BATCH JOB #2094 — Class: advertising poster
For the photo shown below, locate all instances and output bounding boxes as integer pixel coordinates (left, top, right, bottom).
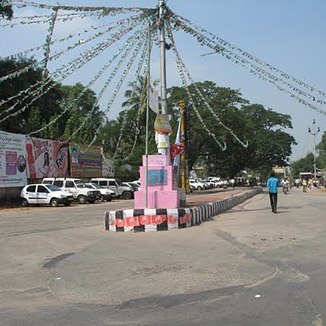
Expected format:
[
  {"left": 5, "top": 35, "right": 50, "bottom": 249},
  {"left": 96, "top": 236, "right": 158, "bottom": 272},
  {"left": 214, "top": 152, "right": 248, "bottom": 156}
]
[
  {"left": 0, "top": 131, "right": 27, "bottom": 187},
  {"left": 102, "top": 156, "right": 114, "bottom": 177},
  {"left": 69, "top": 143, "right": 102, "bottom": 178},
  {"left": 25, "top": 137, "right": 69, "bottom": 178}
]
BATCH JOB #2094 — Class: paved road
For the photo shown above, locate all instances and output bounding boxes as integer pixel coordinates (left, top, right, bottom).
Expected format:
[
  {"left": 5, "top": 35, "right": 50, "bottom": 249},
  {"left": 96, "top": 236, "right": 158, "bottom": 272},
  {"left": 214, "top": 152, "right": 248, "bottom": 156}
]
[{"left": 1, "top": 187, "right": 326, "bottom": 325}]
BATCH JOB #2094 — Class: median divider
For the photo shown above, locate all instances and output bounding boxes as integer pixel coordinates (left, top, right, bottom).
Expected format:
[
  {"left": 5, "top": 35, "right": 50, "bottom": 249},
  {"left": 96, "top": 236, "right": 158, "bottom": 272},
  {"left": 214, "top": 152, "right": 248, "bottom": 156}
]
[{"left": 104, "top": 188, "right": 262, "bottom": 232}]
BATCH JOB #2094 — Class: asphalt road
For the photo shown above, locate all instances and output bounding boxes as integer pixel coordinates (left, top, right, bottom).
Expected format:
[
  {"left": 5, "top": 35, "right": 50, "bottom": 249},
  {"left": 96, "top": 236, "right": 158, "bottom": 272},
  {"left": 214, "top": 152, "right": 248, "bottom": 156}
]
[{"left": 1, "top": 187, "right": 326, "bottom": 325}]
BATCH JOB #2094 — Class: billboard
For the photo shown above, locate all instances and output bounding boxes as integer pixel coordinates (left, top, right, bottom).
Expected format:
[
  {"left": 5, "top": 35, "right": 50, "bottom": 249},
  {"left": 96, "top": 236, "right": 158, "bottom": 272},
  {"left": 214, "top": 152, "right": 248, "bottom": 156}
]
[
  {"left": 69, "top": 143, "right": 102, "bottom": 178},
  {"left": 102, "top": 155, "right": 114, "bottom": 177},
  {"left": 0, "top": 131, "right": 27, "bottom": 187},
  {"left": 25, "top": 137, "right": 69, "bottom": 178}
]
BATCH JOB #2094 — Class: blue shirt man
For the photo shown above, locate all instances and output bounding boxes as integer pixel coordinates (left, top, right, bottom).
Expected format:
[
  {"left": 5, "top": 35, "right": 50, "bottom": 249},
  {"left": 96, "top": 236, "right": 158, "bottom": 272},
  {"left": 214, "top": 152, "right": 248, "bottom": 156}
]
[{"left": 266, "top": 171, "right": 280, "bottom": 213}]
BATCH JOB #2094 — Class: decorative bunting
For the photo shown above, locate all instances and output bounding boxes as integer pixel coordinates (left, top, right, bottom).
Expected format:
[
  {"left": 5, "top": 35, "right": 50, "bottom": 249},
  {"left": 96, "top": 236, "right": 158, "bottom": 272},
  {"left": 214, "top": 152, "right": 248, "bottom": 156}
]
[
  {"left": 171, "top": 13, "right": 326, "bottom": 114},
  {"left": 29, "top": 22, "right": 149, "bottom": 137},
  {"left": 0, "top": 13, "right": 150, "bottom": 124},
  {"left": 2, "top": 0, "right": 325, "bottom": 159}
]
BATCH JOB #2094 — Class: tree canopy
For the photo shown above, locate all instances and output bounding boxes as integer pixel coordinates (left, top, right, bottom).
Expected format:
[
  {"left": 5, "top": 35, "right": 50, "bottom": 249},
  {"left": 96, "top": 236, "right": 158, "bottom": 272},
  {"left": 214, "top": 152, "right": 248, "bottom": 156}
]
[
  {"left": 0, "top": 0, "right": 13, "bottom": 20},
  {"left": 290, "top": 129, "right": 326, "bottom": 179},
  {"left": 0, "top": 58, "right": 297, "bottom": 180},
  {"left": 0, "top": 58, "right": 104, "bottom": 143},
  {"left": 166, "top": 81, "right": 296, "bottom": 178}
]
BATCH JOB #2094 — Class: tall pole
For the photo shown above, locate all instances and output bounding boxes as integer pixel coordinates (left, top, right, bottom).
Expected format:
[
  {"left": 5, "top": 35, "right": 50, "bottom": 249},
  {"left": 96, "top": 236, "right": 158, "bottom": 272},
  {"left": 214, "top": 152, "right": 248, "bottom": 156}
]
[
  {"left": 158, "top": 0, "right": 170, "bottom": 155},
  {"left": 178, "top": 101, "right": 186, "bottom": 189},
  {"left": 308, "top": 119, "right": 320, "bottom": 179},
  {"left": 145, "top": 22, "right": 151, "bottom": 208}
]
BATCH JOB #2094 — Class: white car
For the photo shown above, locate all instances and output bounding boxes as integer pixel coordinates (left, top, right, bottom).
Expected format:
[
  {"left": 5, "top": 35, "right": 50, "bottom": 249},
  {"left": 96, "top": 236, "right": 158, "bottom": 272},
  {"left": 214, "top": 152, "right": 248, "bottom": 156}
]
[
  {"left": 123, "top": 182, "right": 140, "bottom": 191},
  {"left": 133, "top": 180, "right": 141, "bottom": 187},
  {"left": 90, "top": 178, "right": 134, "bottom": 199},
  {"left": 42, "top": 178, "right": 101, "bottom": 204},
  {"left": 20, "top": 184, "right": 74, "bottom": 207},
  {"left": 189, "top": 179, "right": 206, "bottom": 190},
  {"left": 208, "top": 177, "right": 224, "bottom": 188},
  {"left": 83, "top": 183, "right": 114, "bottom": 202}
]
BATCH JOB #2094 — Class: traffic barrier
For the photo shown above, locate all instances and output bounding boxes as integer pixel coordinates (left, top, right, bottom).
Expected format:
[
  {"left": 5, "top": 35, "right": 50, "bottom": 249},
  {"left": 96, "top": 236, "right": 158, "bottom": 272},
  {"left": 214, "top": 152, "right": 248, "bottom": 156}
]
[{"left": 105, "top": 188, "right": 262, "bottom": 232}]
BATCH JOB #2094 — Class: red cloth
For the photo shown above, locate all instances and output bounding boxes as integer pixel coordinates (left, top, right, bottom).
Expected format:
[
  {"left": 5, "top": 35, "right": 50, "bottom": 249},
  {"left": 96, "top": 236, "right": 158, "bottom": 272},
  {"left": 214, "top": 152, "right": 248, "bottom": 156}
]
[{"left": 170, "top": 143, "right": 184, "bottom": 159}]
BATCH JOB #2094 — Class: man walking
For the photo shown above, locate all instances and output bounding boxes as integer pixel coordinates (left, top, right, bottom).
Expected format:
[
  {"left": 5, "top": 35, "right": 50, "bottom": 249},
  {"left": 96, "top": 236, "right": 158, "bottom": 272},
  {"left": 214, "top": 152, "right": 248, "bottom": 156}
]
[{"left": 267, "top": 171, "right": 280, "bottom": 214}]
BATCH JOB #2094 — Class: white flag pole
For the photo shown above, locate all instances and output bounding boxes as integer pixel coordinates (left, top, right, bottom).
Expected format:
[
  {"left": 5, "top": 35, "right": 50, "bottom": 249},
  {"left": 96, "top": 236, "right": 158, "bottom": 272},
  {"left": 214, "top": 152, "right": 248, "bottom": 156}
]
[{"left": 145, "top": 22, "right": 151, "bottom": 208}]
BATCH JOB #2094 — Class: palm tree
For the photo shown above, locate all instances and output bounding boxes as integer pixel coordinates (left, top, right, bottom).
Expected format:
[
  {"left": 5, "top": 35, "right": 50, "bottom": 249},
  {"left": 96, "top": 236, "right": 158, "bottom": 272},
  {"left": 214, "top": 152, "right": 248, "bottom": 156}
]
[
  {"left": 122, "top": 75, "right": 148, "bottom": 113},
  {"left": 114, "top": 75, "right": 159, "bottom": 161}
]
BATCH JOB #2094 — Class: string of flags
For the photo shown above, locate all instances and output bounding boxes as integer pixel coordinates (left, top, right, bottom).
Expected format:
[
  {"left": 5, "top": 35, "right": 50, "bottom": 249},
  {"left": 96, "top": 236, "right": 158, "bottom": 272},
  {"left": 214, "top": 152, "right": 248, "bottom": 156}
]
[{"left": 1, "top": 1, "right": 325, "bottom": 156}]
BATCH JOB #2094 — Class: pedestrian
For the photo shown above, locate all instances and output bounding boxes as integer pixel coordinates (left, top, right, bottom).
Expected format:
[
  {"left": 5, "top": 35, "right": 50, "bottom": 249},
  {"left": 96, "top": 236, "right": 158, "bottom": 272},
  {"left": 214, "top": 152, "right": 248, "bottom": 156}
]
[
  {"left": 266, "top": 171, "right": 280, "bottom": 214},
  {"left": 282, "top": 177, "right": 290, "bottom": 194},
  {"left": 308, "top": 178, "right": 314, "bottom": 190},
  {"left": 302, "top": 178, "right": 307, "bottom": 192}
]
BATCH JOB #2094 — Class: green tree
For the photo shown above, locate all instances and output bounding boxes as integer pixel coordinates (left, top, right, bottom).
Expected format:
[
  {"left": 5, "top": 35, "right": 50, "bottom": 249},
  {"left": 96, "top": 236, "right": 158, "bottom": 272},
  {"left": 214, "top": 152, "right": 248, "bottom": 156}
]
[
  {"left": 316, "top": 131, "right": 326, "bottom": 170},
  {"left": 0, "top": 58, "right": 64, "bottom": 137},
  {"left": 98, "top": 76, "right": 161, "bottom": 179},
  {"left": 167, "top": 82, "right": 296, "bottom": 178},
  {"left": 0, "top": 58, "right": 106, "bottom": 143},
  {"left": 122, "top": 76, "right": 148, "bottom": 113},
  {"left": 0, "top": 0, "right": 13, "bottom": 20},
  {"left": 58, "top": 83, "right": 104, "bottom": 143},
  {"left": 167, "top": 81, "right": 247, "bottom": 172},
  {"left": 240, "top": 104, "right": 296, "bottom": 178},
  {"left": 117, "top": 77, "right": 158, "bottom": 156},
  {"left": 291, "top": 153, "right": 314, "bottom": 178}
]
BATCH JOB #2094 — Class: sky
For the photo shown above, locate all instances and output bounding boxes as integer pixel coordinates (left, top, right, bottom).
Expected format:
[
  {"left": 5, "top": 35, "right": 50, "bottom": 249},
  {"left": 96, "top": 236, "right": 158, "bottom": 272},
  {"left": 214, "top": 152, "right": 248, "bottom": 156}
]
[{"left": 1, "top": 0, "right": 326, "bottom": 161}]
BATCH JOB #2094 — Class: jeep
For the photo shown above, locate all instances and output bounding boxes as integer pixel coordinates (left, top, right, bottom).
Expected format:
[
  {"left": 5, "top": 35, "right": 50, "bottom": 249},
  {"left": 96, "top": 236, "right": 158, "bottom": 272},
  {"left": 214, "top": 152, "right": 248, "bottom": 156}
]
[{"left": 90, "top": 178, "right": 134, "bottom": 199}]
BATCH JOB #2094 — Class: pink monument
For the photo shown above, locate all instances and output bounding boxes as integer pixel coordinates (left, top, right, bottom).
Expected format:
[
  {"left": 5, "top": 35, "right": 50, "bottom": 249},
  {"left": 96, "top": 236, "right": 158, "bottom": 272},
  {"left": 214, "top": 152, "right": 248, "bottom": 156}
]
[{"left": 134, "top": 154, "right": 185, "bottom": 209}]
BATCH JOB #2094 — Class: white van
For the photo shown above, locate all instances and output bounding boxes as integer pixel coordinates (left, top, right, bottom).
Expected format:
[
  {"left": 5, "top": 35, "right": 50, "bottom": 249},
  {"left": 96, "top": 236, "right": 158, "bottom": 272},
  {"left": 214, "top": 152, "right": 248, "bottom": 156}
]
[
  {"left": 42, "top": 178, "right": 101, "bottom": 204},
  {"left": 90, "top": 178, "right": 134, "bottom": 199}
]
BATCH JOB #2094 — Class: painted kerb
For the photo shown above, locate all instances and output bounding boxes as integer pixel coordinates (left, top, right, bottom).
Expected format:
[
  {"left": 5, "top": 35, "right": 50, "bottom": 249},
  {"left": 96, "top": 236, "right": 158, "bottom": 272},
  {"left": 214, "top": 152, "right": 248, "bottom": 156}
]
[{"left": 104, "top": 188, "right": 262, "bottom": 232}]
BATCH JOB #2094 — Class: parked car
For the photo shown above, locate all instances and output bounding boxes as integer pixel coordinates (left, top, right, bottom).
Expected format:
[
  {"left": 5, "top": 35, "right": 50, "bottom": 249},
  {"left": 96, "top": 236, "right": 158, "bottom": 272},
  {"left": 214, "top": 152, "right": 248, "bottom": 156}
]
[
  {"left": 123, "top": 182, "right": 140, "bottom": 192},
  {"left": 189, "top": 179, "right": 206, "bottom": 190},
  {"left": 83, "top": 183, "right": 114, "bottom": 202},
  {"left": 20, "top": 184, "right": 74, "bottom": 207},
  {"left": 208, "top": 177, "right": 224, "bottom": 188},
  {"left": 90, "top": 178, "right": 134, "bottom": 199},
  {"left": 197, "top": 178, "right": 212, "bottom": 189},
  {"left": 194, "top": 178, "right": 211, "bottom": 190},
  {"left": 205, "top": 179, "right": 217, "bottom": 188},
  {"left": 42, "top": 178, "right": 101, "bottom": 204},
  {"left": 132, "top": 180, "right": 141, "bottom": 187}
]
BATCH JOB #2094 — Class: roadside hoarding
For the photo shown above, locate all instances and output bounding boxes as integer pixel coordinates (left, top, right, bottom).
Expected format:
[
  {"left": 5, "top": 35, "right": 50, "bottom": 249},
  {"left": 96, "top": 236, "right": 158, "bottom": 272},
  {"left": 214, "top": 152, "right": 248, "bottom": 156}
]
[
  {"left": 69, "top": 143, "right": 102, "bottom": 178},
  {"left": 102, "top": 155, "right": 114, "bottom": 177},
  {"left": 0, "top": 131, "right": 27, "bottom": 187},
  {"left": 25, "top": 137, "right": 69, "bottom": 178}
]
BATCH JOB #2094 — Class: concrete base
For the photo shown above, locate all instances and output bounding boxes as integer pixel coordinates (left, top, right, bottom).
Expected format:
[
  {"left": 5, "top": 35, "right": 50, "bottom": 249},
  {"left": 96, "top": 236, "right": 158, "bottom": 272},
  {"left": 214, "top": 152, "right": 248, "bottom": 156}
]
[
  {"left": 105, "top": 188, "right": 262, "bottom": 232},
  {"left": 134, "top": 189, "right": 185, "bottom": 209},
  {"left": 105, "top": 208, "right": 191, "bottom": 232}
]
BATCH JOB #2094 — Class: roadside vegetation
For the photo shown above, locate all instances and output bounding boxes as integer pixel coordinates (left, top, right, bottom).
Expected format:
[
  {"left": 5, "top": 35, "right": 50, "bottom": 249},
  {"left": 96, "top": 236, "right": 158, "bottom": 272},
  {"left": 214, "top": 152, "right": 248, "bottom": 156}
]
[{"left": 0, "top": 57, "right": 303, "bottom": 181}]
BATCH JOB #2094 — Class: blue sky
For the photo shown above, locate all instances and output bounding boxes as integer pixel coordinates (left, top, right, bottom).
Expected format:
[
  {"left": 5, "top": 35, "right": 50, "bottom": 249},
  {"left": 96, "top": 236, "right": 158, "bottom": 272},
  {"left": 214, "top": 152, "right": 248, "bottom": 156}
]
[{"left": 1, "top": 0, "right": 326, "bottom": 161}]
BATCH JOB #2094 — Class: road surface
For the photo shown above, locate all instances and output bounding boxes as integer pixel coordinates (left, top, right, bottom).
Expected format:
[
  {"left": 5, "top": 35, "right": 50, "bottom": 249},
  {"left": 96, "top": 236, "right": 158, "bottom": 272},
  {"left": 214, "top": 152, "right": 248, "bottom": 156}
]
[{"left": 0, "top": 187, "right": 326, "bottom": 325}]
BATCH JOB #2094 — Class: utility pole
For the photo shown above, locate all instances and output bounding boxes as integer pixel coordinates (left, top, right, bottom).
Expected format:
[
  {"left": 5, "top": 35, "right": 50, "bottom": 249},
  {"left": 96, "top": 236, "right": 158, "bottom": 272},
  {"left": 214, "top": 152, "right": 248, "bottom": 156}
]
[
  {"left": 157, "top": 0, "right": 170, "bottom": 156},
  {"left": 308, "top": 119, "right": 320, "bottom": 179},
  {"left": 158, "top": 0, "right": 168, "bottom": 116}
]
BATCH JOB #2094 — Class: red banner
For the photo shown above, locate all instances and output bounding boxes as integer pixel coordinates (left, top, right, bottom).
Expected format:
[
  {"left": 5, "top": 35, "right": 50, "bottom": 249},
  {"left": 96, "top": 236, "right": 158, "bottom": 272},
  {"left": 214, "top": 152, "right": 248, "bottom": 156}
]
[{"left": 170, "top": 143, "right": 184, "bottom": 159}]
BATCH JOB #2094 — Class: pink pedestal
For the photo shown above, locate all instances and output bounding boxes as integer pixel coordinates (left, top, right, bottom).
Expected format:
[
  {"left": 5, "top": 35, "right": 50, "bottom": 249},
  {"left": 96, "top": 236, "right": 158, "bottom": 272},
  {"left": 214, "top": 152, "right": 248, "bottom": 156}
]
[{"left": 134, "top": 154, "right": 183, "bottom": 209}]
